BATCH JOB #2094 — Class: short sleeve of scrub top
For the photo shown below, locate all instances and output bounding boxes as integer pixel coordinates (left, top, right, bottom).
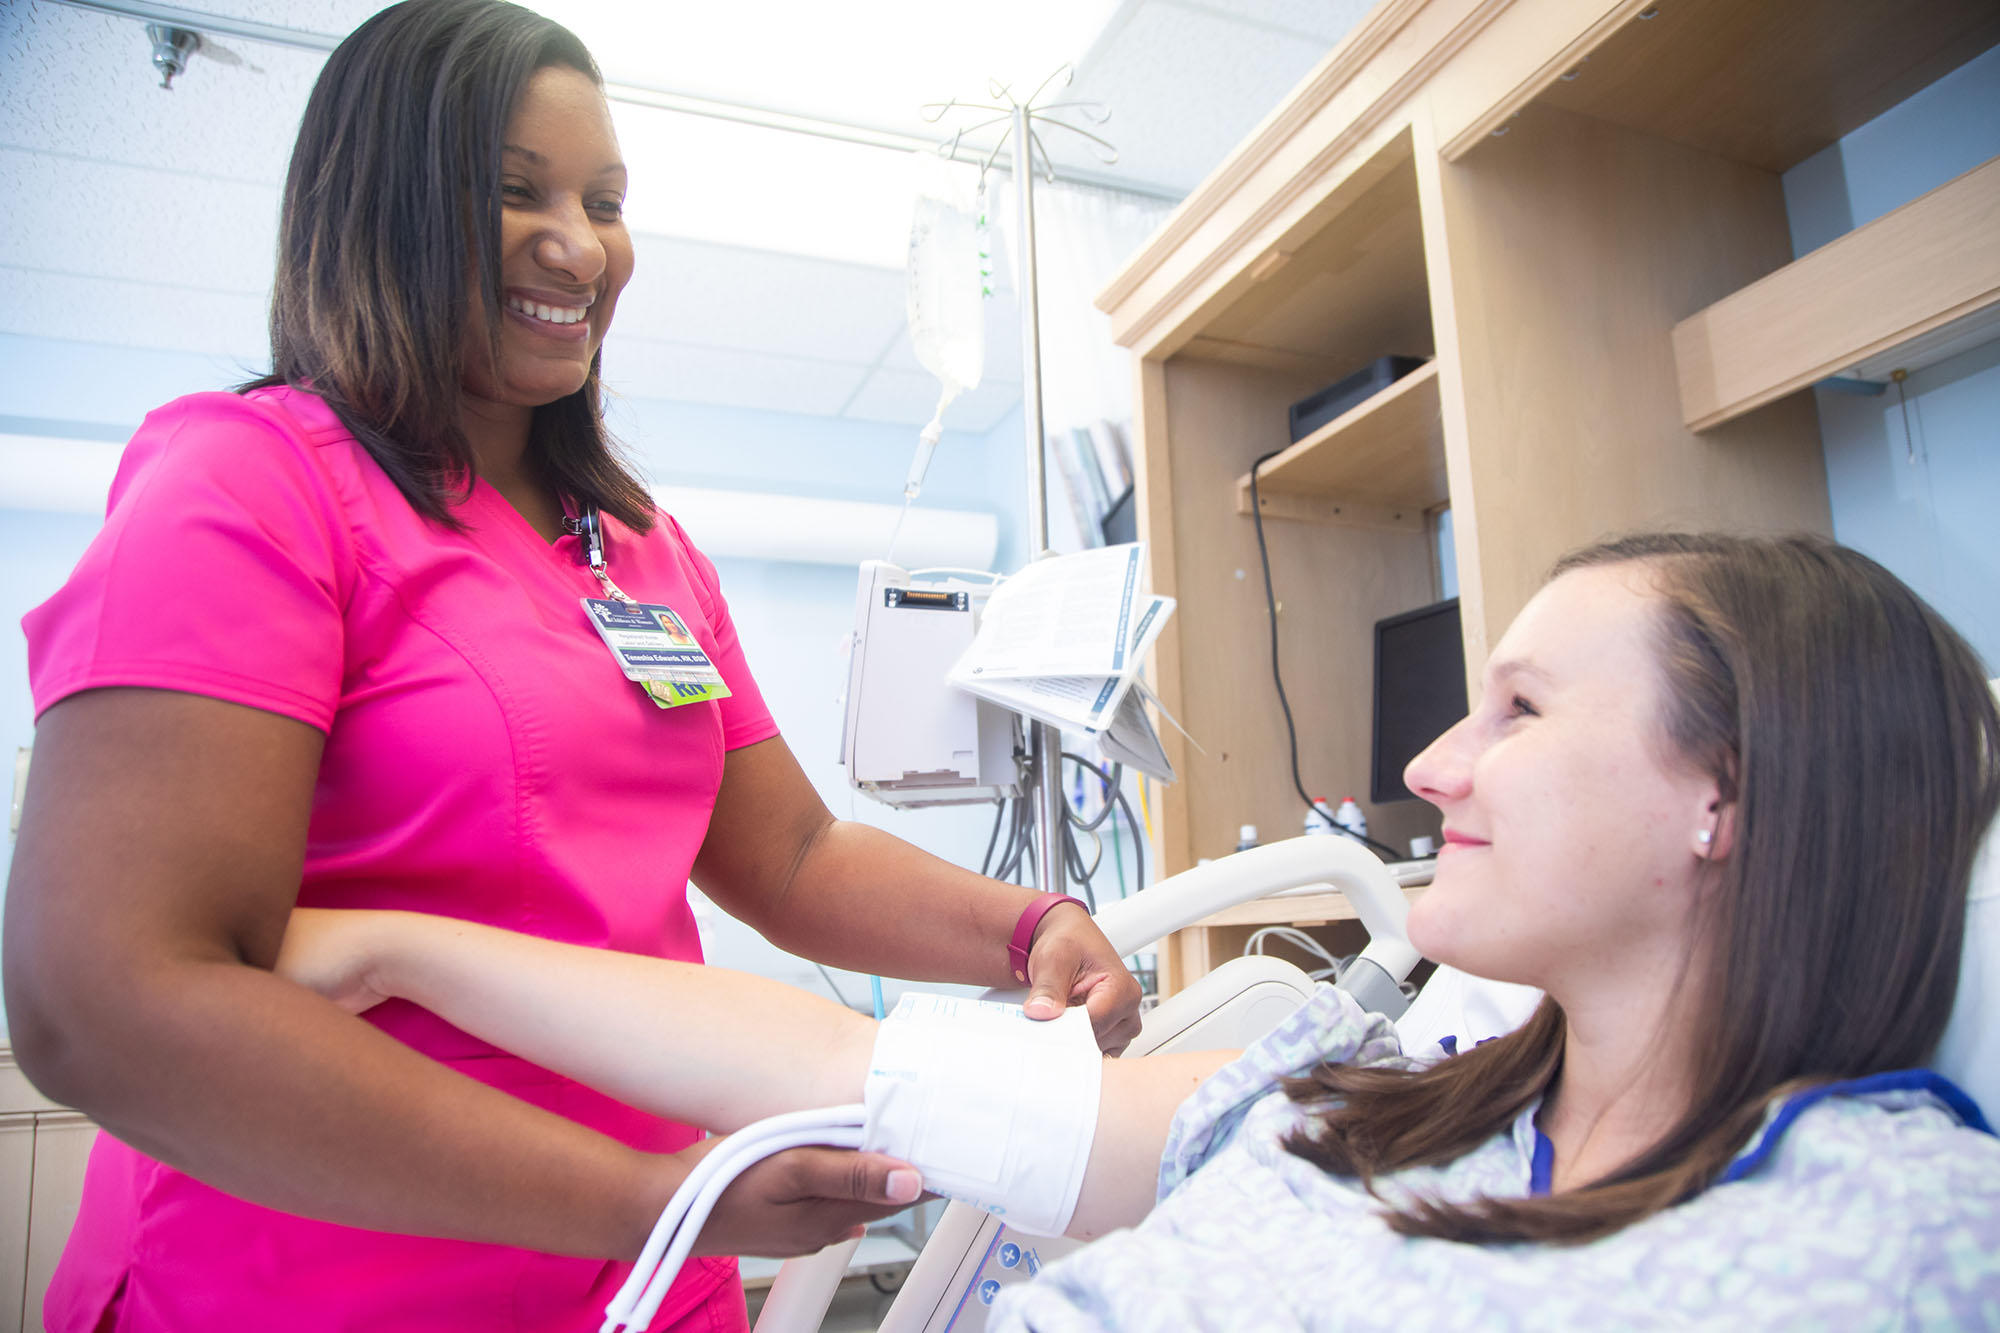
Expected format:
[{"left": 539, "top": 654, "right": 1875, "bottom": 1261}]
[{"left": 23, "top": 385, "right": 776, "bottom": 1333}]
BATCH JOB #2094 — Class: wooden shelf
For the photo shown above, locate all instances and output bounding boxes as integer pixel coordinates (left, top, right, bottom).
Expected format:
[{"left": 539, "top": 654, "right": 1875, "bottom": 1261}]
[
  {"left": 1673, "top": 154, "right": 2000, "bottom": 431},
  {"left": 1444, "top": 0, "right": 2000, "bottom": 171},
  {"left": 1232, "top": 360, "right": 1443, "bottom": 530},
  {"left": 1179, "top": 131, "right": 1434, "bottom": 376}
]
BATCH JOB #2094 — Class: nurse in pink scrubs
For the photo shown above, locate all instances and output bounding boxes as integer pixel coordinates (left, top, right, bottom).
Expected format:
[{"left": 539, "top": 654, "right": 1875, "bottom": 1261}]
[{"left": 2, "top": 2, "right": 1141, "bottom": 1330}]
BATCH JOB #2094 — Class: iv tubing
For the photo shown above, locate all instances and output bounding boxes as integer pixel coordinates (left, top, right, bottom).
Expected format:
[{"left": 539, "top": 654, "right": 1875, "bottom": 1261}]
[{"left": 602, "top": 1106, "right": 867, "bottom": 1332}]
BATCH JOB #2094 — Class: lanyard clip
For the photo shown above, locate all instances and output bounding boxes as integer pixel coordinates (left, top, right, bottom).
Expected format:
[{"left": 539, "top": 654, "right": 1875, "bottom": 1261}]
[
  {"left": 572, "top": 505, "right": 634, "bottom": 603},
  {"left": 571, "top": 507, "right": 606, "bottom": 573}
]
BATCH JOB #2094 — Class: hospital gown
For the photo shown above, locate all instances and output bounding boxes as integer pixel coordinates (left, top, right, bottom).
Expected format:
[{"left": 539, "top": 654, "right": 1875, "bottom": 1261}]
[{"left": 991, "top": 985, "right": 2000, "bottom": 1331}]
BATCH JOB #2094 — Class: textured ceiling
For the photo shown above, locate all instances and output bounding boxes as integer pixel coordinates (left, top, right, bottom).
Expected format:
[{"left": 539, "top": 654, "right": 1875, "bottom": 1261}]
[{"left": 0, "top": 0, "right": 1366, "bottom": 437}]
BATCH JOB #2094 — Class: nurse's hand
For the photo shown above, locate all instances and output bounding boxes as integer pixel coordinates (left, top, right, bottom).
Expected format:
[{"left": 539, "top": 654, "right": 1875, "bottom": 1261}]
[
  {"left": 691, "top": 1141, "right": 927, "bottom": 1259},
  {"left": 1022, "top": 903, "right": 1145, "bottom": 1056}
]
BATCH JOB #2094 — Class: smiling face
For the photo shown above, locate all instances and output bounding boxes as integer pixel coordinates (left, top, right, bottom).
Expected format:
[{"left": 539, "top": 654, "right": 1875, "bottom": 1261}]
[
  {"left": 460, "top": 63, "right": 633, "bottom": 415},
  {"left": 1401, "top": 563, "right": 1726, "bottom": 998}
]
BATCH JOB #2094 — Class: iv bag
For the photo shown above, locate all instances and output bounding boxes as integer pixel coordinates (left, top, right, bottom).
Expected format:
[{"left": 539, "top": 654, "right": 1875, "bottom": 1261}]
[{"left": 902, "top": 155, "right": 987, "bottom": 500}]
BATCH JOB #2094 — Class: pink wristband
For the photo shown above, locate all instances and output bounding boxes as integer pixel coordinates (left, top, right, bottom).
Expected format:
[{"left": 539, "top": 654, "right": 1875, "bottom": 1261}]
[{"left": 1007, "top": 894, "right": 1088, "bottom": 984}]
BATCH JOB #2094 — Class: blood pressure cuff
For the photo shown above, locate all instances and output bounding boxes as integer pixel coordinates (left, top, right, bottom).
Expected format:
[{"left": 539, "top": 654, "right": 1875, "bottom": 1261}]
[{"left": 862, "top": 993, "right": 1103, "bottom": 1237}]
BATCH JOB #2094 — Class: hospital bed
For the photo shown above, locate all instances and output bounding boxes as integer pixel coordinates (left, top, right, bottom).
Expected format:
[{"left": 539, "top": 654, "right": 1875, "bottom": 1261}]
[{"left": 749, "top": 780, "right": 2000, "bottom": 1333}]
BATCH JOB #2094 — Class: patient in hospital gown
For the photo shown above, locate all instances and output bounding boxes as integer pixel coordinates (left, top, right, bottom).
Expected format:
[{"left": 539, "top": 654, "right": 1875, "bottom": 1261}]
[
  {"left": 995, "top": 532, "right": 2000, "bottom": 1331},
  {"left": 994, "top": 984, "right": 2000, "bottom": 1330}
]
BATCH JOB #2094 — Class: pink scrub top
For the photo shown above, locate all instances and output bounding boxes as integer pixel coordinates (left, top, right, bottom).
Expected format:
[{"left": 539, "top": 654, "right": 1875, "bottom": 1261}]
[{"left": 23, "top": 385, "right": 780, "bottom": 1332}]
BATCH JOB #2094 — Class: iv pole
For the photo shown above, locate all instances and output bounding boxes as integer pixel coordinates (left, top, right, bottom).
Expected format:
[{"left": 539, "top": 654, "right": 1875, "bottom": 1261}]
[{"left": 923, "top": 71, "right": 1118, "bottom": 900}]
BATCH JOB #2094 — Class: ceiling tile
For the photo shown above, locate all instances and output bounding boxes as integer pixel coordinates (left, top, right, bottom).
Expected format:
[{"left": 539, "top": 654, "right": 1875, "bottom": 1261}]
[
  {"left": 0, "top": 148, "right": 277, "bottom": 293},
  {"left": 1062, "top": 1, "right": 1329, "bottom": 192},
  {"left": 601, "top": 337, "right": 868, "bottom": 418},
  {"left": 615, "top": 235, "right": 907, "bottom": 365},
  {"left": 1174, "top": 0, "right": 1375, "bottom": 44},
  {"left": 0, "top": 268, "right": 268, "bottom": 361}
]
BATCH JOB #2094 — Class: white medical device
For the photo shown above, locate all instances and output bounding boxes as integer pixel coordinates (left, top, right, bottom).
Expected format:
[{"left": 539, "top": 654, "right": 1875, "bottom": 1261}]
[{"left": 839, "top": 560, "right": 1023, "bottom": 807}]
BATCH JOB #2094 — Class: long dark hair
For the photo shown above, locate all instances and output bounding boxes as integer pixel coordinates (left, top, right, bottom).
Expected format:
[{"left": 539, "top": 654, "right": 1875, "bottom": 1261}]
[
  {"left": 244, "top": 0, "right": 655, "bottom": 532},
  {"left": 1283, "top": 532, "right": 2000, "bottom": 1243}
]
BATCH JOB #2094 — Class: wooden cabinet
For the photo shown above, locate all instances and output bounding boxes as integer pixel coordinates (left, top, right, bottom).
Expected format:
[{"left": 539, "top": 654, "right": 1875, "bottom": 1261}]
[
  {"left": 0, "top": 1050, "right": 93, "bottom": 1333},
  {"left": 1102, "top": 0, "right": 1998, "bottom": 994}
]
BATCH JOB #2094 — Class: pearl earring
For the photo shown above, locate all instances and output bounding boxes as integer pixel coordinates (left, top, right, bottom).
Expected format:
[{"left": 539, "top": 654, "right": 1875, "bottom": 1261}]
[{"left": 1696, "top": 829, "right": 1713, "bottom": 846}]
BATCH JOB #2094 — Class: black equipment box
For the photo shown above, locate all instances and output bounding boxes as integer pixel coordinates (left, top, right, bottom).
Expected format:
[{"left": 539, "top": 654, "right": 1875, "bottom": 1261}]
[{"left": 1287, "top": 355, "right": 1427, "bottom": 442}]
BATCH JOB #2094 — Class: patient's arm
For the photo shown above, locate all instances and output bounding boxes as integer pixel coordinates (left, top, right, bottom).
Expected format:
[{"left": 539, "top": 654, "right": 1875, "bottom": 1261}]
[{"left": 277, "top": 909, "right": 1234, "bottom": 1236}]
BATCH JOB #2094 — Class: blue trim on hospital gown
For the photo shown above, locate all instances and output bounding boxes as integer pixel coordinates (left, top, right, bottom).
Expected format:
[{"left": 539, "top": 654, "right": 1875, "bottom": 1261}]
[
  {"left": 1525, "top": 1069, "right": 1990, "bottom": 1198},
  {"left": 1721, "top": 1068, "right": 1994, "bottom": 1185},
  {"left": 1487, "top": 1059, "right": 1988, "bottom": 1199},
  {"left": 1528, "top": 1125, "right": 1555, "bottom": 1196}
]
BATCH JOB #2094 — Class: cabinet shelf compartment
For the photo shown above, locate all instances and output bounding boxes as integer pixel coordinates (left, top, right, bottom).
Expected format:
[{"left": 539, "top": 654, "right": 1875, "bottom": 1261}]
[
  {"left": 1233, "top": 359, "right": 1444, "bottom": 531},
  {"left": 1672, "top": 153, "right": 2000, "bottom": 431},
  {"left": 1443, "top": 0, "right": 2000, "bottom": 172},
  {"left": 1176, "top": 127, "right": 1434, "bottom": 381}
]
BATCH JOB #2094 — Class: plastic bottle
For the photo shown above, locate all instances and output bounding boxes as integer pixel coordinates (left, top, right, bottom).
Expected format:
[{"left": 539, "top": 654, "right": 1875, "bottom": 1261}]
[
  {"left": 1333, "top": 798, "right": 1369, "bottom": 841},
  {"left": 1304, "top": 798, "right": 1337, "bottom": 836},
  {"left": 1235, "top": 823, "right": 1260, "bottom": 853}
]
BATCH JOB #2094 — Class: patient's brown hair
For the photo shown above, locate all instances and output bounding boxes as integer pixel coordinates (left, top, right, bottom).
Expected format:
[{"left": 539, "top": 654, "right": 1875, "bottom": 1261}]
[{"left": 1283, "top": 532, "right": 2000, "bottom": 1243}]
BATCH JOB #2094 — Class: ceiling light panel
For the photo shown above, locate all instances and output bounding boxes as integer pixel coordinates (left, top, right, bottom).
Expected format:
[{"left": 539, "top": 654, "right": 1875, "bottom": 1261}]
[{"left": 610, "top": 100, "right": 945, "bottom": 269}]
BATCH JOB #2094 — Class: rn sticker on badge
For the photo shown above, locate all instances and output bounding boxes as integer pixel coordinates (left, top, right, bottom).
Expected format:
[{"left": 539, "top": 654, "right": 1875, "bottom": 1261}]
[{"left": 581, "top": 597, "right": 732, "bottom": 710}]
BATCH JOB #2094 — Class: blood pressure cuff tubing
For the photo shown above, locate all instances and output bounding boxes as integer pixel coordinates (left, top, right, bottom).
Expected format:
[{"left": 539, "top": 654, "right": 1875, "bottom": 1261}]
[{"left": 861, "top": 993, "right": 1103, "bottom": 1237}]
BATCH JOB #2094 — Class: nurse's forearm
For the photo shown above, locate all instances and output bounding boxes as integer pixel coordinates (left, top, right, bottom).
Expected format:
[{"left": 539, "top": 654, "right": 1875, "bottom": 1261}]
[
  {"left": 736, "top": 819, "right": 1040, "bottom": 989},
  {"left": 694, "top": 738, "right": 1042, "bottom": 989},
  {"left": 359, "top": 913, "right": 878, "bottom": 1131}
]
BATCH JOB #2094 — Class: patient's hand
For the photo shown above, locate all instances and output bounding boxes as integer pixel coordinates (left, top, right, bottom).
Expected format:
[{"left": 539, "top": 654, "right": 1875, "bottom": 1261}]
[{"left": 275, "top": 908, "right": 397, "bottom": 1014}]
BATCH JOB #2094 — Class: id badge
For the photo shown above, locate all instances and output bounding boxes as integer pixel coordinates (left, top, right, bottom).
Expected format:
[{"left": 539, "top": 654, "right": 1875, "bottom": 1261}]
[{"left": 580, "top": 597, "right": 733, "bottom": 710}]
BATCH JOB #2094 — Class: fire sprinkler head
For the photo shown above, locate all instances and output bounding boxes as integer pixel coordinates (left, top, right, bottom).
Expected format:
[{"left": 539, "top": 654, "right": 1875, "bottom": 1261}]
[{"left": 145, "top": 24, "right": 200, "bottom": 91}]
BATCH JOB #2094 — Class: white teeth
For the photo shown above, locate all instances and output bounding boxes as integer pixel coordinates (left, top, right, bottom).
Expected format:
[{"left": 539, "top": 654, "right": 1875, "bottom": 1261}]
[{"left": 508, "top": 295, "right": 588, "bottom": 325}]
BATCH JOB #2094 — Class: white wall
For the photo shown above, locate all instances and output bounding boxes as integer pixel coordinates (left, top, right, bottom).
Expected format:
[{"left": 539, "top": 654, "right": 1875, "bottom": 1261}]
[{"left": 1782, "top": 45, "right": 2000, "bottom": 671}]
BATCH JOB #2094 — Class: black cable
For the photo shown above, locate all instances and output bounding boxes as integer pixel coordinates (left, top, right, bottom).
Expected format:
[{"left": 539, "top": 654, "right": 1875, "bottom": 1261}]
[
  {"left": 1249, "top": 446, "right": 1407, "bottom": 862},
  {"left": 1060, "top": 751, "right": 1149, "bottom": 902},
  {"left": 1060, "top": 753, "right": 1123, "bottom": 832}
]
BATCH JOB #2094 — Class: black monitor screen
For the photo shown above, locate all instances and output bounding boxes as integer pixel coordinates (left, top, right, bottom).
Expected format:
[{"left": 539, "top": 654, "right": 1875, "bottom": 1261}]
[{"left": 1371, "top": 598, "right": 1467, "bottom": 804}]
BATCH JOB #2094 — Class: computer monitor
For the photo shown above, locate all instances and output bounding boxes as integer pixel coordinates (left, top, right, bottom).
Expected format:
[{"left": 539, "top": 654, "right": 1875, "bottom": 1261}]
[{"left": 1370, "top": 598, "right": 1467, "bottom": 804}]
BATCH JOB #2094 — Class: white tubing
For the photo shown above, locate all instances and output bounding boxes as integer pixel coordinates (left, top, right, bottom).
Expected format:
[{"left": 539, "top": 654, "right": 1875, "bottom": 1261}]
[
  {"left": 622, "top": 1124, "right": 866, "bottom": 1331},
  {"left": 605, "top": 1107, "right": 867, "bottom": 1333}
]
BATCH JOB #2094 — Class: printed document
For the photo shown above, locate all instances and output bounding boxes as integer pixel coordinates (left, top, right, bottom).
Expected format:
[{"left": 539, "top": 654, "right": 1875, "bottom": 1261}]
[{"left": 947, "top": 544, "right": 1177, "bottom": 780}]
